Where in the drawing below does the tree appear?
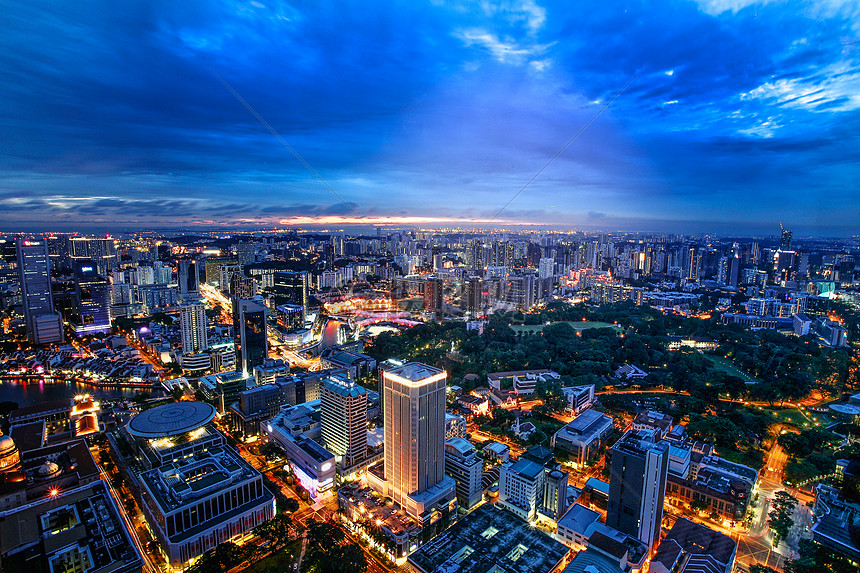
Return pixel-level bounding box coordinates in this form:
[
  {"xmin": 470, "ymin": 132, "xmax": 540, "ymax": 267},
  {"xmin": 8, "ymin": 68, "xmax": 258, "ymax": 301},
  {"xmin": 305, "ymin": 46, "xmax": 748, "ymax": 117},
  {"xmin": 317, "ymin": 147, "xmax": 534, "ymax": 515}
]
[
  {"xmin": 254, "ymin": 513, "xmax": 299, "ymax": 550},
  {"xmin": 768, "ymin": 490, "xmax": 797, "ymax": 543}
]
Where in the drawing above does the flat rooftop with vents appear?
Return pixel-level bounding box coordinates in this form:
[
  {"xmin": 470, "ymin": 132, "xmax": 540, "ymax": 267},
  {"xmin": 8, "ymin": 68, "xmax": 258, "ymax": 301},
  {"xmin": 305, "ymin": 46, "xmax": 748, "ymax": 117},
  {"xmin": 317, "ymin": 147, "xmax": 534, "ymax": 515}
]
[{"xmin": 409, "ymin": 504, "xmax": 569, "ymax": 573}]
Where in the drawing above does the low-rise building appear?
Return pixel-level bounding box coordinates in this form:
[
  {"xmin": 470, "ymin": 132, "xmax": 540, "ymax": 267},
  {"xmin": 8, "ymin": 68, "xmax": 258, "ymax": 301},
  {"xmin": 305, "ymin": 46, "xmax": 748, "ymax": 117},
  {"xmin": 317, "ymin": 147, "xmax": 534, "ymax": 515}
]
[
  {"xmin": 138, "ymin": 445, "xmax": 275, "ymax": 568},
  {"xmin": 319, "ymin": 347, "xmax": 377, "ymax": 379},
  {"xmin": 551, "ymin": 409, "xmax": 615, "ymax": 467},
  {"xmin": 483, "ymin": 441, "xmax": 510, "ymax": 463},
  {"xmin": 632, "ymin": 410, "xmax": 673, "ymax": 438},
  {"xmin": 0, "ymin": 481, "xmax": 143, "ymax": 573},
  {"xmin": 262, "ymin": 401, "xmax": 336, "ymax": 498},
  {"xmin": 562, "ymin": 384, "xmax": 596, "ymax": 414},
  {"xmin": 487, "ymin": 369, "xmax": 560, "ymax": 396},
  {"xmin": 650, "ymin": 518, "xmax": 736, "ymax": 573}
]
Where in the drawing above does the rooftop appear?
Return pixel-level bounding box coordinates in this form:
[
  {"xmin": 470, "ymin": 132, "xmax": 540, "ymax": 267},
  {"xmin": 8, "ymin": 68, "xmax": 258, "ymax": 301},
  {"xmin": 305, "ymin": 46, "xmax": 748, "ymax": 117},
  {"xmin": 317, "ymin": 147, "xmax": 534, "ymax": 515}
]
[
  {"xmin": 322, "ymin": 375, "xmax": 366, "ymax": 398},
  {"xmin": 409, "ymin": 504, "xmax": 568, "ymax": 573},
  {"xmin": 386, "ymin": 362, "xmax": 443, "ymax": 383},
  {"xmin": 557, "ymin": 503, "xmax": 600, "ymax": 536},
  {"xmin": 0, "ymin": 482, "xmax": 143, "ymax": 573},
  {"xmin": 506, "ymin": 458, "xmax": 545, "ymax": 480},
  {"xmin": 561, "ymin": 409, "xmax": 613, "ymax": 437},
  {"xmin": 654, "ymin": 517, "xmax": 737, "ymax": 572},
  {"xmin": 127, "ymin": 401, "xmax": 216, "ymax": 438}
]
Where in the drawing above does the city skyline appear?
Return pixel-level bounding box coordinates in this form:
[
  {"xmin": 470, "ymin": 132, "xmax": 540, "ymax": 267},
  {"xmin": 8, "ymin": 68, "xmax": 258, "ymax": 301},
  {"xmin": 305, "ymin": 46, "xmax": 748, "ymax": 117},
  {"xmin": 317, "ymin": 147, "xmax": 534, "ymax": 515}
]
[{"xmin": 2, "ymin": 0, "xmax": 859, "ymax": 234}]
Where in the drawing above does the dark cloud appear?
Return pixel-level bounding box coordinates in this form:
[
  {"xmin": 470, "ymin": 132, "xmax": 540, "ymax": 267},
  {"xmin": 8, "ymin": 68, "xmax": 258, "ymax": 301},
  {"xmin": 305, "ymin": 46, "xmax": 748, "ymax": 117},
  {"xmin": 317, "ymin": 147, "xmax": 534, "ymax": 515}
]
[{"xmin": 0, "ymin": 0, "xmax": 857, "ymax": 232}]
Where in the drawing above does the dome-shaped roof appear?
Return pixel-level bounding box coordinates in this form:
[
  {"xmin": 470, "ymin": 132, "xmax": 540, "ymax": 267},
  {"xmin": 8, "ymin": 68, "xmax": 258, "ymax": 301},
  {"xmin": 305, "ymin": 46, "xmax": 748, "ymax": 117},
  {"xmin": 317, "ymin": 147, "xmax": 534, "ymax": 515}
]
[
  {"xmin": 0, "ymin": 435, "xmax": 16, "ymax": 455},
  {"xmin": 38, "ymin": 461, "xmax": 61, "ymax": 478}
]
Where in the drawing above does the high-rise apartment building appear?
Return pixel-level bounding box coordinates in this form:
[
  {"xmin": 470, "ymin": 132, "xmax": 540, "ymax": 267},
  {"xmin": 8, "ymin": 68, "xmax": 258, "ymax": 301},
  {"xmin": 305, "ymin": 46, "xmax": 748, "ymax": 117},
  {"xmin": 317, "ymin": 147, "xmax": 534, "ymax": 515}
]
[
  {"xmin": 606, "ymin": 429, "xmax": 669, "ymax": 550},
  {"xmin": 423, "ymin": 277, "xmax": 443, "ymax": 314},
  {"xmin": 233, "ymin": 298, "xmax": 268, "ymax": 377},
  {"xmin": 179, "ymin": 301, "xmax": 208, "ymax": 355},
  {"xmin": 321, "ymin": 375, "xmax": 367, "ymax": 470},
  {"xmin": 16, "ymin": 239, "xmax": 63, "ymax": 344},
  {"xmin": 71, "ymin": 259, "xmax": 112, "ymax": 335},
  {"xmin": 539, "ymin": 257, "xmax": 555, "ymax": 279},
  {"xmin": 462, "ymin": 276, "xmax": 483, "ymax": 313},
  {"xmin": 371, "ymin": 362, "xmax": 456, "ymax": 523}
]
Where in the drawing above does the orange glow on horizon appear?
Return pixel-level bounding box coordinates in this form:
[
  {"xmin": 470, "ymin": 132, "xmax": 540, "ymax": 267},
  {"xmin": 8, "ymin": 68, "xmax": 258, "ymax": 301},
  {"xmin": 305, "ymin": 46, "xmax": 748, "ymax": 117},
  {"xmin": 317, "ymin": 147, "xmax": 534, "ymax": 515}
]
[{"xmin": 278, "ymin": 215, "xmax": 512, "ymax": 226}]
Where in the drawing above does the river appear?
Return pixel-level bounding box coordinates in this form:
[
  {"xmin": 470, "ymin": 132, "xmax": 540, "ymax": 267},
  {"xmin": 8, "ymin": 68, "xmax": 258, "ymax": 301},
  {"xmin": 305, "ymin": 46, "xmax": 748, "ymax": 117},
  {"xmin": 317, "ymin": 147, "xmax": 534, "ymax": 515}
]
[{"xmin": 0, "ymin": 378, "xmax": 147, "ymax": 407}]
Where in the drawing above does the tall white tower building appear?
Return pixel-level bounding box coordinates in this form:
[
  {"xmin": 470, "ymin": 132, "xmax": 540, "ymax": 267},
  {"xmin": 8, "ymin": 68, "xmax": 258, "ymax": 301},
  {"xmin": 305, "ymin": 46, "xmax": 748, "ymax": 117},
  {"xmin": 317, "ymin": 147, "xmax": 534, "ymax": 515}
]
[{"xmin": 179, "ymin": 301, "xmax": 208, "ymax": 355}]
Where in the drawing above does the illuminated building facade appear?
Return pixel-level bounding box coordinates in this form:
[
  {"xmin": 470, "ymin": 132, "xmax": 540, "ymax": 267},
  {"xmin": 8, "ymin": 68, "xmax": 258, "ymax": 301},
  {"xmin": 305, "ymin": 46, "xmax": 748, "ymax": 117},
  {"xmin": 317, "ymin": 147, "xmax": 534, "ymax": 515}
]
[
  {"xmin": 17, "ymin": 238, "xmax": 63, "ymax": 344},
  {"xmin": 138, "ymin": 445, "xmax": 274, "ymax": 567},
  {"xmin": 179, "ymin": 301, "xmax": 208, "ymax": 355},
  {"xmin": 370, "ymin": 362, "xmax": 456, "ymax": 524},
  {"xmin": 262, "ymin": 401, "xmax": 336, "ymax": 498},
  {"xmin": 321, "ymin": 375, "xmax": 367, "ymax": 470},
  {"xmin": 71, "ymin": 259, "xmax": 112, "ymax": 336},
  {"xmin": 232, "ymin": 297, "xmax": 268, "ymax": 377}
]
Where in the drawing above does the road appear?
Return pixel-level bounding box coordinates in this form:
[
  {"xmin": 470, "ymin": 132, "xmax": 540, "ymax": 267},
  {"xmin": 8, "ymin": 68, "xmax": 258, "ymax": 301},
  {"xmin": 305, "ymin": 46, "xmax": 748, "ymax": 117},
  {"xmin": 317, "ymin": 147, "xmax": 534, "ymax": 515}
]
[{"xmin": 94, "ymin": 457, "xmax": 161, "ymax": 573}]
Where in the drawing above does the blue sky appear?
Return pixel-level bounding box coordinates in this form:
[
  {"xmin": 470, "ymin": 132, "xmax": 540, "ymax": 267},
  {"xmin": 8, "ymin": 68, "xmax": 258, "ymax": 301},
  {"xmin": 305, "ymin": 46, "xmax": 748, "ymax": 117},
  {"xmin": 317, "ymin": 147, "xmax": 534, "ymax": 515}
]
[{"xmin": 1, "ymin": 0, "xmax": 858, "ymax": 234}]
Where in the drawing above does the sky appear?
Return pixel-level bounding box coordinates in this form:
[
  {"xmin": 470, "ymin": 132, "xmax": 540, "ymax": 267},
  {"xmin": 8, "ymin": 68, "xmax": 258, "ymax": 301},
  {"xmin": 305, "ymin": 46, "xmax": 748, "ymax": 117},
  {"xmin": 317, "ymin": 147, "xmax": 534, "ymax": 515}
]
[{"xmin": 1, "ymin": 0, "xmax": 858, "ymax": 235}]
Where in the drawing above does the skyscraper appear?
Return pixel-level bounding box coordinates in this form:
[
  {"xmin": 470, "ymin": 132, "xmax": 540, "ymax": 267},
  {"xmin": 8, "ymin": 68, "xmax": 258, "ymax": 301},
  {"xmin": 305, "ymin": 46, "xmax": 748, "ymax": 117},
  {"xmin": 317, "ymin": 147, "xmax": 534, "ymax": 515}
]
[
  {"xmin": 606, "ymin": 429, "xmax": 669, "ymax": 550},
  {"xmin": 180, "ymin": 301, "xmax": 208, "ymax": 355},
  {"xmin": 16, "ymin": 238, "xmax": 63, "ymax": 344},
  {"xmin": 237, "ymin": 241, "xmax": 257, "ymax": 270},
  {"xmin": 271, "ymin": 271, "xmax": 309, "ymax": 321},
  {"xmin": 462, "ymin": 276, "xmax": 483, "ymax": 314},
  {"xmin": 779, "ymin": 222, "xmax": 792, "ymax": 251},
  {"xmin": 177, "ymin": 259, "xmax": 199, "ymax": 300},
  {"xmin": 374, "ymin": 362, "xmax": 456, "ymax": 522},
  {"xmin": 423, "ymin": 277, "xmax": 443, "ymax": 314},
  {"xmin": 321, "ymin": 375, "xmax": 367, "ymax": 470},
  {"xmin": 233, "ymin": 297, "xmax": 268, "ymax": 377},
  {"xmin": 72, "ymin": 259, "xmax": 112, "ymax": 335}
]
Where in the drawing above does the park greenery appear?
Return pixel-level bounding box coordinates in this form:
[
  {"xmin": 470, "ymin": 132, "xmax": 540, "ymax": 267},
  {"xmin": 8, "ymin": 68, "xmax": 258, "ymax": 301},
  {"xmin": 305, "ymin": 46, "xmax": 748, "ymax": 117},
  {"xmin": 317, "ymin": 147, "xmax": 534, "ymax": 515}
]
[{"xmin": 367, "ymin": 301, "xmax": 858, "ymax": 474}]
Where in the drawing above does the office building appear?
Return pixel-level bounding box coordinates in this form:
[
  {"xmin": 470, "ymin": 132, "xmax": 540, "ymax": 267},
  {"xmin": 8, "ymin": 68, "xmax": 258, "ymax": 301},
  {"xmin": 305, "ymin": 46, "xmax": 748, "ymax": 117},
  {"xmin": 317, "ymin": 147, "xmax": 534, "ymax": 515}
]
[
  {"xmin": 230, "ymin": 380, "xmax": 293, "ymax": 437},
  {"xmin": 444, "ymin": 438, "xmax": 484, "ymax": 509},
  {"xmin": 177, "ymin": 259, "xmax": 199, "ymax": 300},
  {"xmin": 236, "ymin": 241, "xmax": 257, "ymax": 269},
  {"xmin": 138, "ymin": 445, "xmax": 274, "ymax": 568},
  {"xmin": 204, "ymin": 257, "xmax": 236, "ymax": 286},
  {"xmin": 233, "ymin": 297, "xmax": 268, "ymax": 377},
  {"xmin": 69, "ymin": 236, "xmax": 116, "ymax": 276},
  {"xmin": 198, "ymin": 371, "xmax": 251, "ymax": 413},
  {"xmin": 71, "ymin": 259, "xmax": 112, "ymax": 336},
  {"xmin": 270, "ymin": 271, "xmax": 310, "ymax": 321},
  {"xmin": 606, "ymin": 429, "xmax": 669, "ymax": 549},
  {"xmin": 179, "ymin": 301, "xmax": 208, "ymax": 355},
  {"xmin": 370, "ymin": 362, "xmax": 456, "ymax": 523},
  {"xmin": 253, "ymin": 359, "xmax": 289, "ymax": 386},
  {"xmin": 230, "ymin": 272, "xmax": 257, "ymax": 299},
  {"xmin": 0, "ymin": 481, "xmax": 144, "ymax": 573},
  {"xmin": 16, "ymin": 238, "xmax": 63, "ymax": 344}
]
